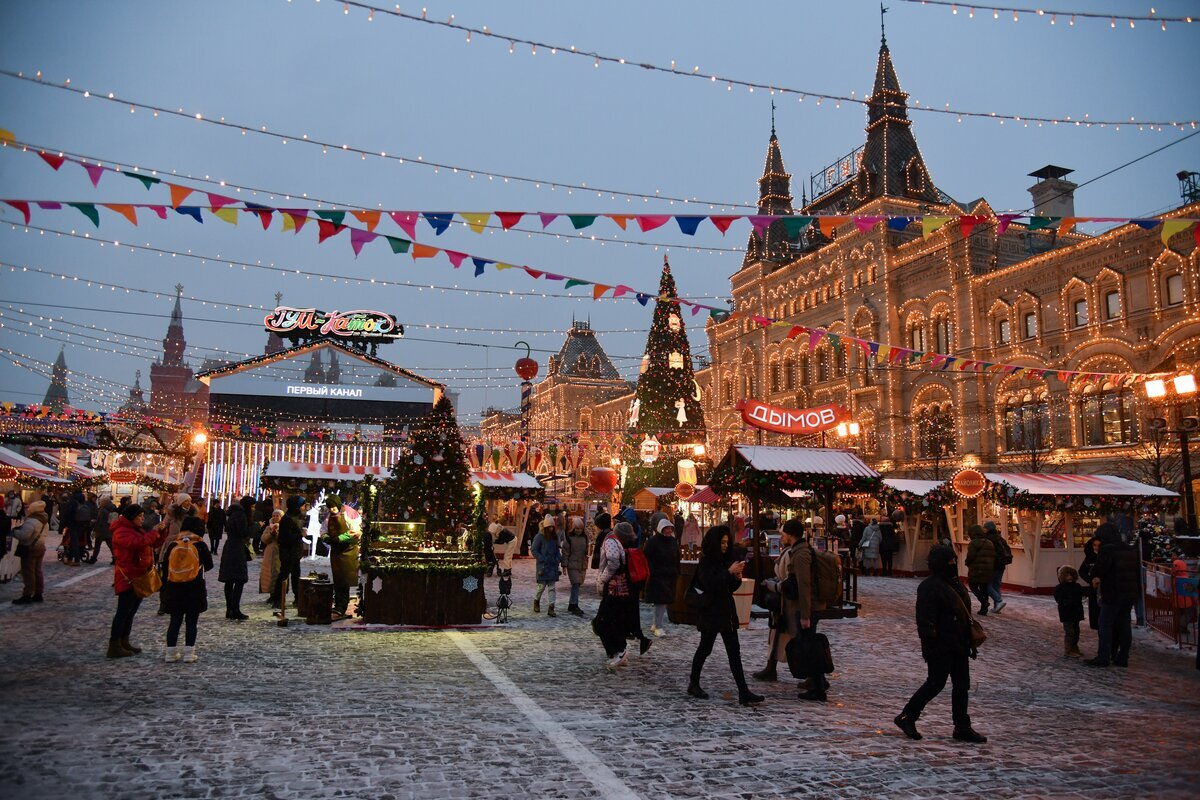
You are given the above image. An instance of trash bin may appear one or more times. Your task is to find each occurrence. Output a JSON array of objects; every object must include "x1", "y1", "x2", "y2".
[
  {"x1": 733, "y1": 577, "x2": 755, "y2": 630},
  {"x1": 303, "y1": 577, "x2": 333, "y2": 625}
]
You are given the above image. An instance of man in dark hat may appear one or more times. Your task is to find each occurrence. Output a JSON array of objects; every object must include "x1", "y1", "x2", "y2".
[
  {"x1": 274, "y1": 495, "x2": 307, "y2": 611},
  {"x1": 590, "y1": 509, "x2": 613, "y2": 569}
]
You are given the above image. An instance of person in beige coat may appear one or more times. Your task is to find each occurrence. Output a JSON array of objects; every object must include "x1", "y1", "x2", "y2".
[{"x1": 258, "y1": 509, "x2": 283, "y2": 602}]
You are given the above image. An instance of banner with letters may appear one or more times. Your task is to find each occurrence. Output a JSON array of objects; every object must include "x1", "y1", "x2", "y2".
[{"x1": 736, "y1": 399, "x2": 850, "y2": 436}]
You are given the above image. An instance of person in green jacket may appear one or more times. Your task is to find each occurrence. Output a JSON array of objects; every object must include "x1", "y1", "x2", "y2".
[{"x1": 321, "y1": 496, "x2": 359, "y2": 619}]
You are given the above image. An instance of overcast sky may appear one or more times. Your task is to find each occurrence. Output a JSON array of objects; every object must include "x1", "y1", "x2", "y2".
[{"x1": 1, "y1": 0, "x2": 1198, "y2": 424}]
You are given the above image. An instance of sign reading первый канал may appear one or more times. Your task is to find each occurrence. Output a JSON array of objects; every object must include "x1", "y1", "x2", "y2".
[{"x1": 264, "y1": 306, "x2": 404, "y2": 343}]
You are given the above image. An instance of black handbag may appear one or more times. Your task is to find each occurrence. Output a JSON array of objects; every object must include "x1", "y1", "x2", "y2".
[
  {"x1": 786, "y1": 628, "x2": 835, "y2": 677},
  {"x1": 761, "y1": 589, "x2": 781, "y2": 615}
]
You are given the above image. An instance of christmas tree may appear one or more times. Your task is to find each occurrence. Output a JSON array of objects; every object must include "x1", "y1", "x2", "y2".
[
  {"x1": 630, "y1": 256, "x2": 706, "y2": 445},
  {"x1": 383, "y1": 394, "x2": 473, "y2": 541}
]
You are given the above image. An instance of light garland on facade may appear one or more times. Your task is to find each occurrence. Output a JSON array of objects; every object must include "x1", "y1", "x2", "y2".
[{"x1": 315, "y1": 1, "x2": 1197, "y2": 130}]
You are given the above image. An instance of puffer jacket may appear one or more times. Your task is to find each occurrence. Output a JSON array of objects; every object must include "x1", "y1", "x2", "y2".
[
  {"x1": 965, "y1": 536, "x2": 997, "y2": 584},
  {"x1": 562, "y1": 531, "x2": 589, "y2": 585},
  {"x1": 531, "y1": 531, "x2": 561, "y2": 583},
  {"x1": 1095, "y1": 541, "x2": 1141, "y2": 605},
  {"x1": 111, "y1": 516, "x2": 165, "y2": 595},
  {"x1": 916, "y1": 545, "x2": 974, "y2": 661}
]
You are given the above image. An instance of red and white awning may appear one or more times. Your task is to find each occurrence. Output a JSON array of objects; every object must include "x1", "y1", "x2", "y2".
[
  {"x1": 984, "y1": 472, "x2": 1177, "y2": 498},
  {"x1": 261, "y1": 462, "x2": 392, "y2": 482},
  {"x1": 470, "y1": 471, "x2": 542, "y2": 490},
  {"x1": 732, "y1": 445, "x2": 880, "y2": 478},
  {"x1": 0, "y1": 445, "x2": 58, "y2": 477},
  {"x1": 687, "y1": 485, "x2": 721, "y2": 504},
  {"x1": 28, "y1": 448, "x2": 104, "y2": 478}
]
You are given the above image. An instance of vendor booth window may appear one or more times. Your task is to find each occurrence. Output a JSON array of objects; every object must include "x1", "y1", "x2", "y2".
[
  {"x1": 1078, "y1": 384, "x2": 1137, "y2": 446},
  {"x1": 1040, "y1": 512, "x2": 1066, "y2": 549},
  {"x1": 1073, "y1": 515, "x2": 1100, "y2": 549}
]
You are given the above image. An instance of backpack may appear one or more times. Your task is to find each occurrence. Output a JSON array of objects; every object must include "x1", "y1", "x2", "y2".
[
  {"x1": 625, "y1": 547, "x2": 650, "y2": 587},
  {"x1": 167, "y1": 534, "x2": 202, "y2": 583},
  {"x1": 810, "y1": 546, "x2": 843, "y2": 606},
  {"x1": 991, "y1": 533, "x2": 1013, "y2": 566}
]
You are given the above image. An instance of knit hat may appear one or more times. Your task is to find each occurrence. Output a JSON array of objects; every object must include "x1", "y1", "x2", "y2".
[
  {"x1": 25, "y1": 500, "x2": 46, "y2": 516},
  {"x1": 119, "y1": 504, "x2": 144, "y2": 521},
  {"x1": 541, "y1": 515, "x2": 556, "y2": 530},
  {"x1": 287, "y1": 495, "x2": 306, "y2": 514},
  {"x1": 174, "y1": 492, "x2": 191, "y2": 505}
]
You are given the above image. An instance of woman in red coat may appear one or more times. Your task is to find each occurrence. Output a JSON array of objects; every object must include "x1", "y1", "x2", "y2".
[{"x1": 108, "y1": 504, "x2": 165, "y2": 658}]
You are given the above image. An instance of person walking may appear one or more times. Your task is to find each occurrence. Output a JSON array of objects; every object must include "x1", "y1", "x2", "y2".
[
  {"x1": 964, "y1": 525, "x2": 997, "y2": 616},
  {"x1": 1086, "y1": 522, "x2": 1140, "y2": 668},
  {"x1": 643, "y1": 518, "x2": 680, "y2": 637},
  {"x1": 686, "y1": 526, "x2": 763, "y2": 706},
  {"x1": 752, "y1": 518, "x2": 804, "y2": 684},
  {"x1": 205, "y1": 500, "x2": 225, "y2": 556},
  {"x1": 593, "y1": 519, "x2": 633, "y2": 669},
  {"x1": 274, "y1": 496, "x2": 305, "y2": 612},
  {"x1": 108, "y1": 504, "x2": 165, "y2": 658},
  {"x1": 614, "y1": 522, "x2": 652, "y2": 656},
  {"x1": 859, "y1": 517, "x2": 882, "y2": 577},
  {"x1": 161, "y1": 516, "x2": 213, "y2": 663},
  {"x1": 1079, "y1": 534, "x2": 1104, "y2": 636},
  {"x1": 531, "y1": 516, "x2": 562, "y2": 616},
  {"x1": 10, "y1": 499, "x2": 49, "y2": 604},
  {"x1": 258, "y1": 509, "x2": 283, "y2": 605},
  {"x1": 590, "y1": 510, "x2": 613, "y2": 569},
  {"x1": 86, "y1": 495, "x2": 117, "y2": 564},
  {"x1": 65, "y1": 490, "x2": 95, "y2": 566},
  {"x1": 894, "y1": 544, "x2": 987, "y2": 743},
  {"x1": 982, "y1": 521, "x2": 1011, "y2": 613},
  {"x1": 219, "y1": 502, "x2": 250, "y2": 621},
  {"x1": 878, "y1": 515, "x2": 898, "y2": 577},
  {"x1": 562, "y1": 516, "x2": 589, "y2": 616}
]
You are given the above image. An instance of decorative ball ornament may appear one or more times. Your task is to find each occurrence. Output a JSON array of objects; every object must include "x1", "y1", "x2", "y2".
[
  {"x1": 588, "y1": 467, "x2": 619, "y2": 494},
  {"x1": 514, "y1": 340, "x2": 539, "y2": 381},
  {"x1": 675, "y1": 482, "x2": 695, "y2": 500},
  {"x1": 639, "y1": 434, "x2": 661, "y2": 464}
]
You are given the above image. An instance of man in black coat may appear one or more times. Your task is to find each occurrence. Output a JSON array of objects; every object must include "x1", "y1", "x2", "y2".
[
  {"x1": 895, "y1": 544, "x2": 986, "y2": 743},
  {"x1": 590, "y1": 510, "x2": 612, "y2": 569},
  {"x1": 273, "y1": 495, "x2": 306, "y2": 611},
  {"x1": 206, "y1": 502, "x2": 226, "y2": 556},
  {"x1": 1086, "y1": 522, "x2": 1140, "y2": 668}
]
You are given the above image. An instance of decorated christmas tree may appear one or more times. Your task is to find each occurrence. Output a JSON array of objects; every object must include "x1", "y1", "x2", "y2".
[
  {"x1": 383, "y1": 394, "x2": 473, "y2": 540},
  {"x1": 630, "y1": 256, "x2": 706, "y2": 445}
]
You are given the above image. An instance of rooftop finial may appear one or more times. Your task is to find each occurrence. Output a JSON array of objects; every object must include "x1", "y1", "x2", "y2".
[
  {"x1": 770, "y1": 98, "x2": 776, "y2": 137},
  {"x1": 274, "y1": 291, "x2": 283, "y2": 306},
  {"x1": 881, "y1": 2, "x2": 888, "y2": 45},
  {"x1": 175, "y1": 283, "x2": 184, "y2": 296}
]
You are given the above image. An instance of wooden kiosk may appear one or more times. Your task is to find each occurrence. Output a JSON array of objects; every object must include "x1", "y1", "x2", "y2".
[{"x1": 471, "y1": 470, "x2": 546, "y2": 569}]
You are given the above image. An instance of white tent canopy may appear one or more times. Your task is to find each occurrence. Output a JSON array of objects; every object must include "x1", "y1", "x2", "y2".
[
  {"x1": 730, "y1": 445, "x2": 880, "y2": 478},
  {"x1": 470, "y1": 471, "x2": 542, "y2": 490},
  {"x1": 984, "y1": 472, "x2": 1177, "y2": 498}
]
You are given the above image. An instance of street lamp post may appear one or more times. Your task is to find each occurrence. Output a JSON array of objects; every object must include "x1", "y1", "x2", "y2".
[{"x1": 1146, "y1": 374, "x2": 1198, "y2": 535}]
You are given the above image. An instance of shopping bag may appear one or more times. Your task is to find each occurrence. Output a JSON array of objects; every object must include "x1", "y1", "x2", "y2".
[{"x1": 0, "y1": 551, "x2": 20, "y2": 582}]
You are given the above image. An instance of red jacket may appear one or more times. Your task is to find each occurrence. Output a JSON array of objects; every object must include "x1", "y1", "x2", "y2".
[{"x1": 111, "y1": 516, "x2": 165, "y2": 595}]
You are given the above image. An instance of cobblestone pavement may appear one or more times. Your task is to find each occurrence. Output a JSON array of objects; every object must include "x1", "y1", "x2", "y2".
[{"x1": 1, "y1": 551, "x2": 1197, "y2": 799}]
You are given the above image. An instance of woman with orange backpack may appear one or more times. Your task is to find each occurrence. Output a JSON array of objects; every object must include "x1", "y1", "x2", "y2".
[{"x1": 160, "y1": 516, "x2": 214, "y2": 663}]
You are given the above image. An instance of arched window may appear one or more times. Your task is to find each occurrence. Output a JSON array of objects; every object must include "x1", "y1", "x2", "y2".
[
  {"x1": 1003, "y1": 392, "x2": 1050, "y2": 451},
  {"x1": 1166, "y1": 273, "x2": 1185, "y2": 306},
  {"x1": 916, "y1": 404, "x2": 956, "y2": 458},
  {"x1": 1078, "y1": 382, "x2": 1137, "y2": 446},
  {"x1": 784, "y1": 356, "x2": 795, "y2": 391},
  {"x1": 817, "y1": 349, "x2": 830, "y2": 382},
  {"x1": 832, "y1": 347, "x2": 845, "y2": 378},
  {"x1": 797, "y1": 354, "x2": 809, "y2": 387},
  {"x1": 769, "y1": 361, "x2": 781, "y2": 393},
  {"x1": 908, "y1": 320, "x2": 926, "y2": 352},
  {"x1": 933, "y1": 314, "x2": 952, "y2": 353}
]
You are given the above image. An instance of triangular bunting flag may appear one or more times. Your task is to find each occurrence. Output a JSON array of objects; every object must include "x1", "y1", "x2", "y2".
[
  {"x1": 123, "y1": 171, "x2": 160, "y2": 190},
  {"x1": 459, "y1": 212, "x2": 490, "y2": 233},
  {"x1": 524, "y1": 267, "x2": 544, "y2": 279},
  {"x1": 168, "y1": 184, "x2": 193, "y2": 208},
  {"x1": 1130, "y1": 219, "x2": 1160, "y2": 230},
  {"x1": 854, "y1": 216, "x2": 884, "y2": 232},
  {"x1": 68, "y1": 202, "x2": 99, "y2": 227},
  {"x1": 751, "y1": 315, "x2": 772, "y2": 328},
  {"x1": 494, "y1": 263, "x2": 516, "y2": 271},
  {"x1": 280, "y1": 209, "x2": 309, "y2": 233},
  {"x1": 568, "y1": 214, "x2": 597, "y2": 230},
  {"x1": 211, "y1": 207, "x2": 238, "y2": 226},
  {"x1": 922, "y1": 216, "x2": 952, "y2": 238},
  {"x1": 781, "y1": 216, "x2": 814, "y2": 237},
  {"x1": 3, "y1": 200, "x2": 31, "y2": 225},
  {"x1": 316, "y1": 219, "x2": 345, "y2": 242},
  {"x1": 82, "y1": 163, "x2": 105, "y2": 187},
  {"x1": 538, "y1": 213, "x2": 559, "y2": 229},
  {"x1": 709, "y1": 216, "x2": 739, "y2": 235},
  {"x1": 38, "y1": 152, "x2": 65, "y2": 171},
  {"x1": 350, "y1": 210, "x2": 381, "y2": 231},
  {"x1": 636, "y1": 293, "x2": 651, "y2": 306},
  {"x1": 607, "y1": 214, "x2": 632, "y2": 230},
  {"x1": 1058, "y1": 217, "x2": 1082, "y2": 237},
  {"x1": 473, "y1": 259, "x2": 488, "y2": 277},
  {"x1": 207, "y1": 193, "x2": 237, "y2": 211},
  {"x1": 103, "y1": 204, "x2": 138, "y2": 226},
  {"x1": 786, "y1": 326, "x2": 806, "y2": 340},
  {"x1": 1026, "y1": 216, "x2": 1058, "y2": 231},
  {"x1": 1161, "y1": 219, "x2": 1193, "y2": 246},
  {"x1": 565, "y1": 278, "x2": 589, "y2": 289},
  {"x1": 389, "y1": 212, "x2": 419, "y2": 238},
  {"x1": 709, "y1": 309, "x2": 730, "y2": 322},
  {"x1": 411, "y1": 243, "x2": 439, "y2": 259},
  {"x1": 808, "y1": 329, "x2": 825, "y2": 352},
  {"x1": 244, "y1": 202, "x2": 272, "y2": 230},
  {"x1": 444, "y1": 250, "x2": 468, "y2": 268},
  {"x1": 959, "y1": 215, "x2": 988, "y2": 238},
  {"x1": 350, "y1": 227, "x2": 378, "y2": 256},
  {"x1": 175, "y1": 206, "x2": 203, "y2": 224},
  {"x1": 995, "y1": 214, "x2": 1019, "y2": 235},
  {"x1": 636, "y1": 215, "x2": 671, "y2": 232},
  {"x1": 818, "y1": 216, "x2": 849, "y2": 238},
  {"x1": 423, "y1": 212, "x2": 453, "y2": 235},
  {"x1": 748, "y1": 216, "x2": 777, "y2": 237},
  {"x1": 495, "y1": 212, "x2": 524, "y2": 230},
  {"x1": 385, "y1": 235, "x2": 411, "y2": 254},
  {"x1": 35, "y1": 202, "x2": 61, "y2": 210},
  {"x1": 542, "y1": 273, "x2": 565, "y2": 281},
  {"x1": 592, "y1": 284, "x2": 611, "y2": 300},
  {"x1": 315, "y1": 210, "x2": 346, "y2": 227},
  {"x1": 887, "y1": 216, "x2": 914, "y2": 231},
  {"x1": 613, "y1": 285, "x2": 631, "y2": 298},
  {"x1": 147, "y1": 205, "x2": 167, "y2": 220},
  {"x1": 675, "y1": 216, "x2": 704, "y2": 236}
]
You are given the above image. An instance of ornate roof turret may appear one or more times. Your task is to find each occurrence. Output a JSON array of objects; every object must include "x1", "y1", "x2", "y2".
[
  {"x1": 265, "y1": 291, "x2": 286, "y2": 355},
  {"x1": 548, "y1": 321, "x2": 622, "y2": 381},
  {"x1": 43, "y1": 347, "x2": 70, "y2": 411},
  {"x1": 162, "y1": 284, "x2": 187, "y2": 367},
  {"x1": 743, "y1": 116, "x2": 800, "y2": 268}
]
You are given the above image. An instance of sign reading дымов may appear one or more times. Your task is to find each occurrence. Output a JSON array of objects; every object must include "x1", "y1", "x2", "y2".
[{"x1": 736, "y1": 399, "x2": 850, "y2": 435}]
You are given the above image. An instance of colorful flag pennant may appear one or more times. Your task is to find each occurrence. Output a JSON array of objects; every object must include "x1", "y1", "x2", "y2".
[
  {"x1": 422, "y1": 212, "x2": 453, "y2": 235},
  {"x1": 411, "y1": 243, "x2": 439, "y2": 259},
  {"x1": 148, "y1": 205, "x2": 167, "y2": 220},
  {"x1": 819, "y1": 216, "x2": 848, "y2": 238},
  {"x1": 460, "y1": 212, "x2": 490, "y2": 233},
  {"x1": 524, "y1": 267, "x2": 544, "y2": 279},
  {"x1": 104, "y1": 204, "x2": 138, "y2": 226},
  {"x1": 386, "y1": 235, "x2": 411, "y2": 254},
  {"x1": 280, "y1": 209, "x2": 309, "y2": 233},
  {"x1": 122, "y1": 171, "x2": 160, "y2": 190},
  {"x1": 316, "y1": 219, "x2": 345, "y2": 242},
  {"x1": 1131, "y1": 219, "x2": 1160, "y2": 230},
  {"x1": 709, "y1": 216, "x2": 739, "y2": 235},
  {"x1": 473, "y1": 259, "x2": 488, "y2": 277},
  {"x1": 38, "y1": 152, "x2": 65, "y2": 171},
  {"x1": 592, "y1": 284, "x2": 611, "y2": 300},
  {"x1": 211, "y1": 207, "x2": 238, "y2": 226},
  {"x1": 1026, "y1": 216, "x2": 1058, "y2": 231},
  {"x1": 607, "y1": 214, "x2": 632, "y2": 230},
  {"x1": 854, "y1": 216, "x2": 884, "y2": 233},
  {"x1": 786, "y1": 326, "x2": 806, "y2": 340},
  {"x1": 35, "y1": 201, "x2": 62, "y2": 210},
  {"x1": 349, "y1": 227, "x2": 378, "y2": 256},
  {"x1": 3, "y1": 200, "x2": 31, "y2": 225},
  {"x1": 244, "y1": 202, "x2": 273, "y2": 230},
  {"x1": 350, "y1": 210, "x2": 381, "y2": 231},
  {"x1": 636, "y1": 293, "x2": 651, "y2": 306},
  {"x1": 444, "y1": 250, "x2": 468, "y2": 268},
  {"x1": 207, "y1": 193, "x2": 237, "y2": 211},
  {"x1": 887, "y1": 216, "x2": 915, "y2": 231},
  {"x1": 995, "y1": 214, "x2": 1019, "y2": 235},
  {"x1": 922, "y1": 216, "x2": 952, "y2": 238},
  {"x1": 636, "y1": 215, "x2": 671, "y2": 232},
  {"x1": 959, "y1": 215, "x2": 988, "y2": 238},
  {"x1": 68, "y1": 202, "x2": 99, "y2": 227},
  {"x1": 709, "y1": 309, "x2": 730, "y2": 322},
  {"x1": 564, "y1": 279, "x2": 589, "y2": 289},
  {"x1": 613, "y1": 285, "x2": 631, "y2": 298},
  {"x1": 808, "y1": 329, "x2": 825, "y2": 352},
  {"x1": 675, "y1": 216, "x2": 704, "y2": 236},
  {"x1": 1161, "y1": 218, "x2": 1193, "y2": 245},
  {"x1": 82, "y1": 163, "x2": 105, "y2": 188},
  {"x1": 538, "y1": 213, "x2": 559, "y2": 229},
  {"x1": 748, "y1": 215, "x2": 777, "y2": 237},
  {"x1": 168, "y1": 184, "x2": 193, "y2": 208},
  {"x1": 781, "y1": 216, "x2": 814, "y2": 237},
  {"x1": 495, "y1": 212, "x2": 524, "y2": 230},
  {"x1": 389, "y1": 211, "x2": 419, "y2": 238},
  {"x1": 568, "y1": 214, "x2": 597, "y2": 230},
  {"x1": 175, "y1": 206, "x2": 203, "y2": 224}
]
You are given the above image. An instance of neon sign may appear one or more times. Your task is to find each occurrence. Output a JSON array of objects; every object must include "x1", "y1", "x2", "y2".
[
  {"x1": 736, "y1": 399, "x2": 849, "y2": 435},
  {"x1": 263, "y1": 306, "x2": 403, "y2": 343}
]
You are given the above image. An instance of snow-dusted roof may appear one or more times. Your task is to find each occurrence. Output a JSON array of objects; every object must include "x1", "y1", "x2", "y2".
[
  {"x1": 984, "y1": 473, "x2": 1177, "y2": 498},
  {"x1": 731, "y1": 446, "x2": 879, "y2": 478},
  {"x1": 469, "y1": 471, "x2": 542, "y2": 490},
  {"x1": 0, "y1": 445, "x2": 58, "y2": 476},
  {"x1": 882, "y1": 478, "x2": 945, "y2": 497}
]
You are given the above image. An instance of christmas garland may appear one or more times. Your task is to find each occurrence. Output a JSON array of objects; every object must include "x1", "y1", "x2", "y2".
[
  {"x1": 877, "y1": 477, "x2": 1179, "y2": 516},
  {"x1": 709, "y1": 462, "x2": 880, "y2": 501},
  {"x1": 364, "y1": 555, "x2": 484, "y2": 577},
  {"x1": 9, "y1": 471, "x2": 180, "y2": 494}
]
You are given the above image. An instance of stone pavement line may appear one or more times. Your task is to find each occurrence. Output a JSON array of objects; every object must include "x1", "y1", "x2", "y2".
[
  {"x1": 0, "y1": 564, "x2": 108, "y2": 614},
  {"x1": 446, "y1": 630, "x2": 640, "y2": 800}
]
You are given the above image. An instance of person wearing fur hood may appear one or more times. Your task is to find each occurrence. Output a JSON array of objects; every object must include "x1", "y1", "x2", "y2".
[{"x1": 10, "y1": 500, "x2": 50, "y2": 604}]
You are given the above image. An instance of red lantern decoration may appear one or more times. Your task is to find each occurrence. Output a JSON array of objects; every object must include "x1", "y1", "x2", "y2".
[
  {"x1": 514, "y1": 340, "x2": 539, "y2": 381},
  {"x1": 589, "y1": 467, "x2": 619, "y2": 494}
]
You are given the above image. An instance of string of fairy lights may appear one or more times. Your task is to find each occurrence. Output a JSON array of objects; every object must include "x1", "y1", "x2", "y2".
[
  {"x1": 0, "y1": 139, "x2": 748, "y2": 256},
  {"x1": 896, "y1": 1, "x2": 1194, "y2": 30},
  {"x1": 314, "y1": 0, "x2": 1198, "y2": 130}
]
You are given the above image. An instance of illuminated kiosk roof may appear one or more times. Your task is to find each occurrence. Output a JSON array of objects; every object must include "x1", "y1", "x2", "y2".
[
  {"x1": 196, "y1": 339, "x2": 440, "y2": 389},
  {"x1": 470, "y1": 471, "x2": 542, "y2": 490},
  {"x1": 262, "y1": 461, "x2": 392, "y2": 482}
]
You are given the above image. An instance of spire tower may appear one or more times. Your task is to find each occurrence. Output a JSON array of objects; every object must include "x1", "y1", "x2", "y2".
[
  {"x1": 43, "y1": 347, "x2": 70, "y2": 411},
  {"x1": 743, "y1": 115, "x2": 798, "y2": 268}
]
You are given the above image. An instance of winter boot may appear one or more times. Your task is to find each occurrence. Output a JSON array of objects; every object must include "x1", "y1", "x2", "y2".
[
  {"x1": 11, "y1": 595, "x2": 33, "y2": 605},
  {"x1": 686, "y1": 681, "x2": 709, "y2": 699},
  {"x1": 894, "y1": 714, "x2": 922, "y2": 740},
  {"x1": 751, "y1": 661, "x2": 778, "y2": 682},
  {"x1": 1068, "y1": 646, "x2": 1083, "y2": 658},
  {"x1": 120, "y1": 637, "x2": 142, "y2": 655},
  {"x1": 181, "y1": 646, "x2": 198, "y2": 663},
  {"x1": 32, "y1": 594, "x2": 43, "y2": 603},
  {"x1": 106, "y1": 639, "x2": 133, "y2": 659},
  {"x1": 738, "y1": 688, "x2": 765, "y2": 706},
  {"x1": 533, "y1": 599, "x2": 541, "y2": 613},
  {"x1": 164, "y1": 646, "x2": 181, "y2": 663},
  {"x1": 952, "y1": 727, "x2": 988, "y2": 744},
  {"x1": 568, "y1": 604, "x2": 584, "y2": 617},
  {"x1": 547, "y1": 604, "x2": 556, "y2": 618}
]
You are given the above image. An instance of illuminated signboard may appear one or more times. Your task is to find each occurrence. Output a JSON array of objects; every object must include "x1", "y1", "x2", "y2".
[
  {"x1": 264, "y1": 306, "x2": 403, "y2": 343},
  {"x1": 737, "y1": 399, "x2": 849, "y2": 436}
]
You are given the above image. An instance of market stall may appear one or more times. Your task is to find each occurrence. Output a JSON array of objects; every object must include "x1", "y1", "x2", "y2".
[
  {"x1": 880, "y1": 478, "x2": 946, "y2": 575},
  {"x1": 471, "y1": 470, "x2": 546, "y2": 570}
]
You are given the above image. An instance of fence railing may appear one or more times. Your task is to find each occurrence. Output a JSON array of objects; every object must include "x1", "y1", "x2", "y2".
[{"x1": 1144, "y1": 561, "x2": 1198, "y2": 649}]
